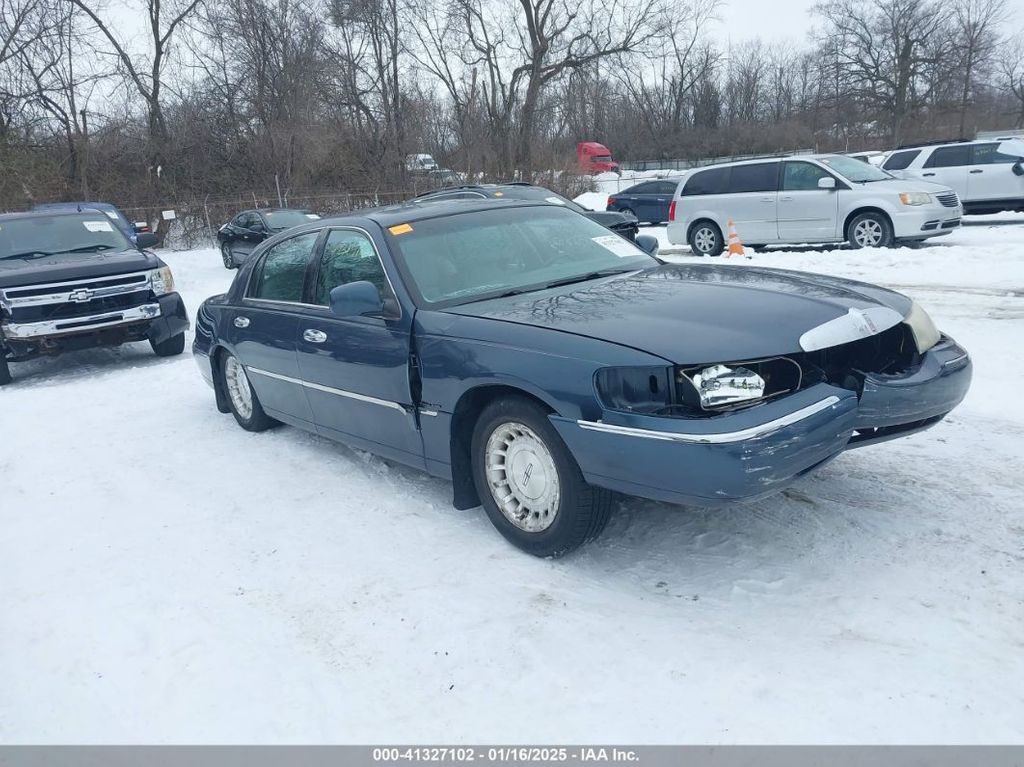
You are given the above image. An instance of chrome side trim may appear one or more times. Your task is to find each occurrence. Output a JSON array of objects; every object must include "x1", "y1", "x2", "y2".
[
  {"x1": 576, "y1": 396, "x2": 842, "y2": 444},
  {"x1": 941, "y1": 352, "x2": 969, "y2": 370},
  {"x1": 246, "y1": 366, "x2": 408, "y2": 414},
  {"x1": 1, "y1": 303, "x2": 161, "y2": 339}
]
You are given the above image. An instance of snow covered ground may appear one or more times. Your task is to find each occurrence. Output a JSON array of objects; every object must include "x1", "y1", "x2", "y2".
[{"x1": 2, "y1": 220, "x2": 1023, "y2": 743}]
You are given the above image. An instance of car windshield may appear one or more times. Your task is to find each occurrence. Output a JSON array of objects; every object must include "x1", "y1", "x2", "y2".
[
  {"x1": 0, "y1": 214, "x2": 132, "y2": 260},
  {"x1": 495, "y1": 187, "x2": 587, "y2": 214},
  {"x1": 264, "y1": 210, "x2": 318, "y2": 229},
  {"x1": 819, "y1": 155, "x2": 893, "y2": 183},
  {"x1": 387, "y1": 206, "x2": 656, "y2": 308}
]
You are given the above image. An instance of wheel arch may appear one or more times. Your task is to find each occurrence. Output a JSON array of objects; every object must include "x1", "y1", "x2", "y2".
[
  {"x1": 844, "y1": 206, "x2": 893, "y2": 241},
  {"x1": 448, "y1": 383, "x2": 558, "y2": 510}
]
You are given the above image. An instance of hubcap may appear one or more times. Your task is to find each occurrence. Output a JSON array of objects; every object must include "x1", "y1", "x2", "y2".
[
  {"x1": 485, "y1": 422, "x2": 560, "y2": 533},
  {"x1": 694, "y1": 227, "x2": 716, "y2": 254},
  {"x1": 853, "y1": 219, "x2": 883, "y2": 247},
  {"x1": 222, "y1": 244, "x2": 232, "y2": 267},
  {"x1": 224, "y1": 356, "x2": 253, "y2": 419}
]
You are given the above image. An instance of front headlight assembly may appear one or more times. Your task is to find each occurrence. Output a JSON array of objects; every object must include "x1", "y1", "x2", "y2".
[
  {"x1": 677, "y1": 357, "x2": 803, "y2": 412},
  {"x1": 148, "y1": 266, "x2": 175, "y2": 296},
  {"x1": 899, "y1": 192, "x2": 932, "y2": 206},
  {"x1": 904, "y1": 301, "x2": 940, "y2": 354}
]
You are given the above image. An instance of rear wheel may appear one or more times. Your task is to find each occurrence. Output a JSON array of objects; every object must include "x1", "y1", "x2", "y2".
[
  {"x1": 221, "y1": 242, "x2": 236, "y2": 269},
  {"x1": 220, "y1": 352, "x2": 277, "y2": 431},
  {"x1": 847, "y1": 212, "x2": 894, "y2": 248},
  {"x1": 471, "y1": 396, "x2": 612, "y2": 557},
  {"x1": 620, "y1": 206, "x2": 636, "y2": 219},
  {"x1": 0, "y1": 356, "x2": 11, "y2": 386},
  {"x1": 150, "y1": 332, "x2": 185, "y2": 357},
  {"x1": 689, "y1": 220, "x2": 724, "y2": 256}
]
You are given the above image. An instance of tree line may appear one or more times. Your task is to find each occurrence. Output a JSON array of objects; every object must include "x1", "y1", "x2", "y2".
[{"x1": 0, "y1": 0, "x2": 1021, "y2": 219}]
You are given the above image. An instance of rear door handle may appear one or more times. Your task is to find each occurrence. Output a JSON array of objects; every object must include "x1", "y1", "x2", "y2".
[
  {"x1": 922, "y1": 172, "x2": 936, "y2": 177},
  {"x1": 234, "y1": 316, "x2": 250, "y2": 328},
  {"x1": 303, "y1": 329, "x2": 328, "y2": 344},
  {"x1": 761, "y1": 197, "x2": 775, "y2": 202},
  {"x1": 780, "y1": 196, "x2": 793, "y2": 202},
  {"x1": 969, "y1": 169, "x2": 983, "y2": 174}
]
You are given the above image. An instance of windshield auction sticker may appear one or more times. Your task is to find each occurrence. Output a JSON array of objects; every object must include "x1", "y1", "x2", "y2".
[
  {"x1": 83, "y1": 220, "x2": 114, "y2": 232},
  {"x1": 592, "y1": 234, "x2": 641, "y2": 258}
]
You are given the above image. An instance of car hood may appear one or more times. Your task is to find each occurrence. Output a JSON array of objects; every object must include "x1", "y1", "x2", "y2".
[
  {"x1": 873, "y1": 175, "x2": 955, "y2": 194},
  {"x1": 0, "y1": 248, "x2": 161, "y2": 289},
  {"x1": 443, "y1": 263, "x2": 914, "y2": 363}
]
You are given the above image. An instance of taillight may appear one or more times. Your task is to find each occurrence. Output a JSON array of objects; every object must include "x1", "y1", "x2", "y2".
[
  {"x1": 607, "y1": 196, "x2": 616, "y2": 208},
  {"x1": 669, "y1": 200, "x2": 676, "y2": 221}
]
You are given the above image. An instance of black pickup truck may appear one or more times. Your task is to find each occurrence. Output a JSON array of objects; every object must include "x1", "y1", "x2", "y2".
[{"x1": 0, "y1": 209, "x2": 189, "y2": 385}]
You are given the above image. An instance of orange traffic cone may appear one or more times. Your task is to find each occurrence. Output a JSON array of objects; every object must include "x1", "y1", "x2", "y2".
[{"x1": 726, "y1": 219, "x2": 746, "y2": 258}]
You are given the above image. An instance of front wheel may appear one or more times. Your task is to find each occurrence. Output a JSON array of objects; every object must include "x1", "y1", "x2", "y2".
[
  {"x1": 689, "y1": 221, "x2": 724, "y2": 256},
  {"x1": 150, "y1": 332, "x2": 185, "y2": 357},
  {"x1": 471, "y1": 396, "x2": 612, "y2": 557},
  {"x1": 847, "y1": 212, "x2": 894, "y2": 249},
  {"x1": 221, "y1": 242, "x2": 236, "y2": 269},
  {"x1": 219, "y1": 352, "x2": 277, "y2": 431}
]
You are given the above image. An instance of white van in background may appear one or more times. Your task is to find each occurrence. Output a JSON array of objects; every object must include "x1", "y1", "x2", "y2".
[
  {"x1": 881, "y1": 139, "x2": 1024, "y2": 214},
  {"x1": 666, "y1": 154, "x2": 963, "y2": 256}
]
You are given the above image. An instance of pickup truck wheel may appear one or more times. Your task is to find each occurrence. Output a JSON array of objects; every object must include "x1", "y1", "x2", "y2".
[
  {"x1": 0, "y1": 357, "x2": 11, "y2": 386},
  {"x1": 847, "y1": 212, "x2": 894, "y2": 248},
  {"x1": 150, "y1": 332, "x2": 186, "y2": 357},
  {"x1": 221, "y1": 243, "x2": 236, "y2": 269},
  {"x1": 220, "y1": 353, "x2": 277, "y2": 431},
  {"x1": 689, "y1": 221, "x2": 724, "y2": 256},
  {"x1": 471, "y1": 396, "x2": 612, "y2": 557}
]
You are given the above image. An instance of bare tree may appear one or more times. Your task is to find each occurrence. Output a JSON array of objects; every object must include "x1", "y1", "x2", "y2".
[
  {"x1": 950, "y1": 0, "x2": 1007, "y2": 135},
  {"x1": 997, "y1": 33, "x2": 1024, "y2": 128}
]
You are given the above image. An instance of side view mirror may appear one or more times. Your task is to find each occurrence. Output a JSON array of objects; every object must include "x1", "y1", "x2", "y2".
[
  {"x1": 330, "y1": 280, "x2": 386, "y2": 318},
  {"x1": 1012, "y1": 160, "x2": 1023, "y2": 177},
  {"x1": 818, "y1": 177, "x2": 837, "y2": 190},
  {"x1": 634, "y1": 234, "x2": 660, "y2": 257},
  {"x1": 135, "y1": 232, "x2": 159, "y2": 249}
]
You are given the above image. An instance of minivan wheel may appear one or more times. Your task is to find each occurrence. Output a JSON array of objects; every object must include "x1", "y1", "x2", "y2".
[
  {"x1": 471, "y1": 396, "x2": 612, "y2": 557},
  {"x1": 689, "y1": 221, "x2": 724, "y2": 256},
  {"x1": 221, "y1": 243, "x2": 236, "y2": 269},
  {"x1": 847, "y1": 212, "x2": 894, "y2": 249},
  {"x1": 220, "y1": 353, "x2": 277, "y2": 432}
]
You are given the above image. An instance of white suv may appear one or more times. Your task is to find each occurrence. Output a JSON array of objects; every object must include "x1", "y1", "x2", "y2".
[
  {"x1": 666, "y1": 154, "x2": 963, "y2": 256},
  {"x1": 881, "y1": 139, "x2": 1024, "y2": 214}
]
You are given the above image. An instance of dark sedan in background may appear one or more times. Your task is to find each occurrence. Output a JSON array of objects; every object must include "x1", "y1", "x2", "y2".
[
  {"x1": 415, "y1": 183, "x2": 641, "y2": 242},
  {"x1": 217, "y1": 208, "x2": 320, "y2": 268},
  {"x1": 193, "y1": 198, "x2": 970, "y2": 557},
  {"x1": 607, "y1": 177, "x2": 685, "y2": 223}
]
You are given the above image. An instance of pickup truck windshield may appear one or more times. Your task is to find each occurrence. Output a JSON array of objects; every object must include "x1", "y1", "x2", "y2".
[
  {"x1": 388, "y1": 206, "x2": 656, "y2": 308},
  {"x1": 0, "y1": 214, "x2": 132, "y2": 259},
  {"x1": 819, "y1": 155, "x2": 893, "y2": 183}
]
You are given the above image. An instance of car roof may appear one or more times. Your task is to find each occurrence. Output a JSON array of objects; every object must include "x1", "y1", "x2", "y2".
[
  {"x1": 415, "y1": 182, "x2": 539, "y2": 198},
  {"x1": 0, "y1": 209, "x2": 108, "y2": 222},
  {"x1": 311, "y1": 198, "x2": 554, "y2": 229}
]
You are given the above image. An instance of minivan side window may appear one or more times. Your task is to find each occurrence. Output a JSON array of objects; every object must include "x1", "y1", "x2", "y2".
[
  {"x1": 972, "y1": 143, "x2": 1019, "y2": 164},
  {"x1": 727, "y1": 162, "x2": 779, "y2": 193},
  {"x1": 882, "y1": 150, "x2": 921, "y2": 171},
  {"x1": 313, "y1": 229, "x2": 391, "y2": 305},
  {"x1": 924, "y1": 145, "x2": 971, "y2": 168},
  {"x1": 249, "y1": 231, "x2": 320, "y2": 302},
  {"x1": 682, "y1": 167, "x2": 729, "y2": 196},
  {"x1": 782, "y1": 162, "x2": 832, "y2": 191}
]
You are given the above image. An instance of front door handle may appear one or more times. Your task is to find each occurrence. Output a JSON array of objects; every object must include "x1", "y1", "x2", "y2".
[
  {"x1": 761, "y1": 197, "x2": 775, "y2": 202},
  {"x1": 234, "y1": 316, "x2": 250, "y2": 328},
  {"x1": 303, "y1": 329, "x2": 328, "y2": 344},
  {"x1": 922, "y1": 172, "x2": 936, "y2": 177},
  {"x1": 969, "y1": 169, "x2": 983, "y2": 174},
  {"x1": 780, "y1": 196, "x2": 793, "y2": 202}
]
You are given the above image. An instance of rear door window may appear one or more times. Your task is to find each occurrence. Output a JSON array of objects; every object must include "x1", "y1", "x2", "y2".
[
  {"x1": 924, "y1": 145, "x2": 971, "y2": 168},
  {"x1": 727, "y1": 162, "x2": 779, "y2": 193},
  {"x1": 626, "y1": 182, "x2": 658, "y2": 194},
  {"x1": 882, "y1": 150, "x2": 921, "y2": 171},
  {"x1": 249, "y1": 231, "x2": 320, "y2": 302},
  {"x1": 682, "y1": 167, "x2": 729, "y2": 196}
]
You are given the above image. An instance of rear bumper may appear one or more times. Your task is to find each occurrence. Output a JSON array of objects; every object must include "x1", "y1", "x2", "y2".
[{"x1": 552, "y1": 337, "x2": 971, "y2": 507}]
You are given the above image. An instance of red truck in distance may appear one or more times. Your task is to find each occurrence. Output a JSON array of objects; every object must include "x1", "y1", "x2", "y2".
[{"x1": 577, "y1": 142, "x2": 620, "y2": 175}]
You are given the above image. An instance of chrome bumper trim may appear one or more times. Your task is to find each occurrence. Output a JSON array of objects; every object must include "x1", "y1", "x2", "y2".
[
  {"x1": 576, "y1": 396, "x2": 842, "y2": 444},
  {"x1": 246, "y1": 365, "x2": 408, "y2": 414},
  {"x1": 1, "y1": 303, "x2": 162, "y2": 339}
]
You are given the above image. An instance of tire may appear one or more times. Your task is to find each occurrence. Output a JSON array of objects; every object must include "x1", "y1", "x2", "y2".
[
  {"x1": 150, "y1": 332, "x2": 186, "y2": 357},
  {"x1": 221, "y1": 242, "x2": 236, "y2": 269},
  {"x1": 620, "y1": 207, "x2": 636, "y2": 219},
  {"x1": 688, "y1": 220, "x2": 724, "y2": 256},
  {"x1": 219, "y1": 352, "x2": 277, "y2": 432},
  {"x1": 470, "y1": 395, "x2": 612, "y2": 557},
  {"x1": 0, "y1": 356, "x2": 11, "y2": 386},
  {"x1": 847, "y1": 212, "x2": 894, "y2": 249}
]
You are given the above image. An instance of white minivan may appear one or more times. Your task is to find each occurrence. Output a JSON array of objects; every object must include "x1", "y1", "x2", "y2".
[
  {"x1": 666, "y1": 154, "x2": 963, "y2": 256},
  {"x1": 881, "y1": 139, "x2": 1024, "y2": 214}
]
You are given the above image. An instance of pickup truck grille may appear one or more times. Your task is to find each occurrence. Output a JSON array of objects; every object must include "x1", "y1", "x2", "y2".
[
  {"x1": 1, "y1": 272, "x2": 152, "y2": 324},
  {"x1": 935, "y1": 192, "x2": 960, "y2": 208}
]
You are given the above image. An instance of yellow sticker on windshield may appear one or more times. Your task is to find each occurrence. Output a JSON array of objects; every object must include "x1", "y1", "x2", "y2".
[{"x1": 389, "y1": 223, "x2": 413, "y2": 235}]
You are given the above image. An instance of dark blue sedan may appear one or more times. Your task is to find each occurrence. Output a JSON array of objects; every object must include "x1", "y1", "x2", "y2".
[
  {"x1": 606, "y1": 177, "x2": 685, "y2": 223},
  {"x1": 193, "y1": 199, "x2": 971, "y2": 556}
]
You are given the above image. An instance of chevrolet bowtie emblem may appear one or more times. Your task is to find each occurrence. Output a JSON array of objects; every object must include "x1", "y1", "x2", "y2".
[{"x1": 68, "y1": 288, "x2": 93, "y2": 303}]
